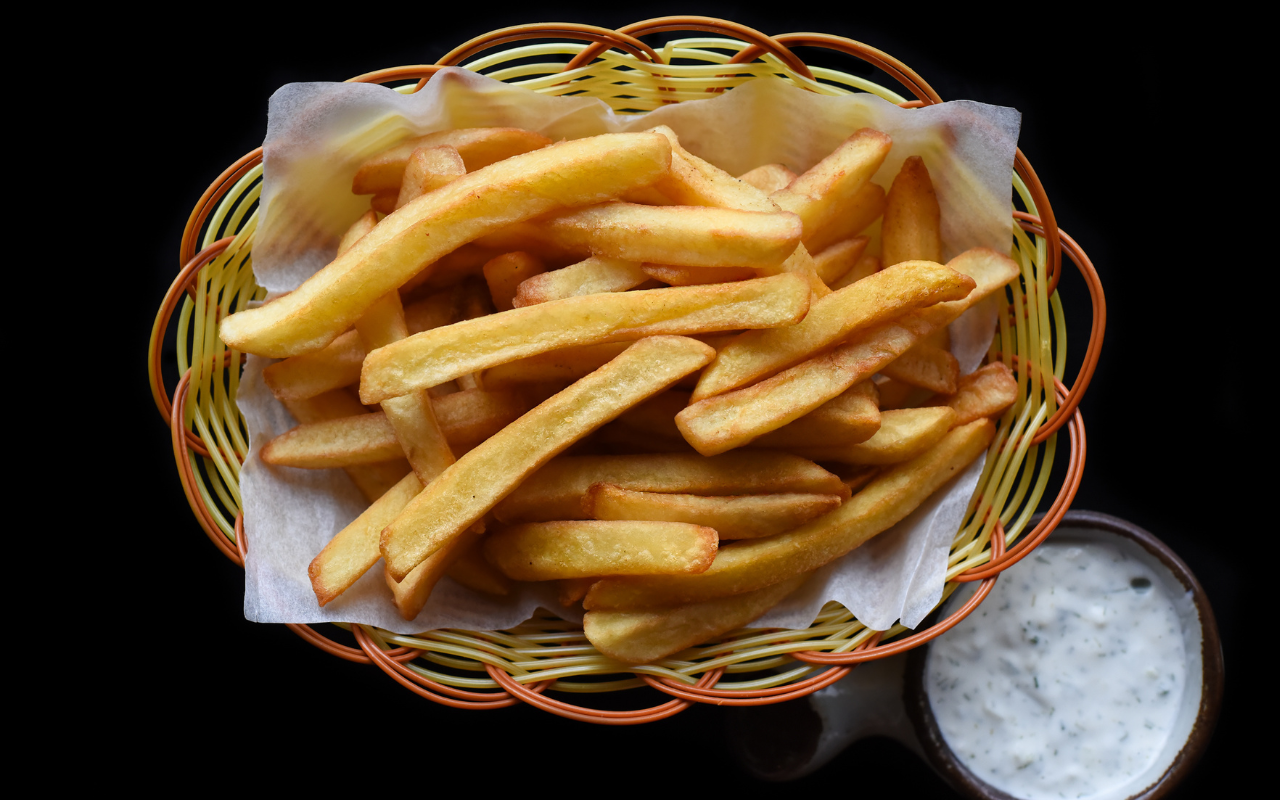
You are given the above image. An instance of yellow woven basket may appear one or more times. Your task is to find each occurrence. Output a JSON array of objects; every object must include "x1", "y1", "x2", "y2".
[{"x1": 148, "y1": 17, "x2": 1103, "y2": 723}]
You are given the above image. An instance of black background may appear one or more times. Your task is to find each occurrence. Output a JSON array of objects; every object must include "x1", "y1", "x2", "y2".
[{"x1": 110, "y1": 4, "x2": 1254, "y2": 794}]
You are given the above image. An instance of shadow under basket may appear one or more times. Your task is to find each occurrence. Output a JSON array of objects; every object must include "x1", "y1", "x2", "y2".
[{"x1": 147, "y1": 16, "x2": 1106, "y2": 724}]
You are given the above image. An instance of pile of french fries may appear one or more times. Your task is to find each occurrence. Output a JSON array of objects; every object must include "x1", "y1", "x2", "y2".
[{"x1": 222, "y1": 123, "x2": 1022, "y2": 665}]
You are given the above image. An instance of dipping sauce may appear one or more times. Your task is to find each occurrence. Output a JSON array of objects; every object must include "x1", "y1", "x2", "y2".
[{"x1": 926, "y1": 540, "x2": 1188, "y2": 800}]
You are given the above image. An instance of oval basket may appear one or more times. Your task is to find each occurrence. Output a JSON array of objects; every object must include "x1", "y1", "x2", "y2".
[{"x1": 148, "y1": 16, "x2": 1106, "y2": 724}]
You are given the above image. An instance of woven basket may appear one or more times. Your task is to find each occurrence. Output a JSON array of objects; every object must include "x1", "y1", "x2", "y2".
[{"x1": 147, "y1": 16, "x2": 1105, "y2": 724}]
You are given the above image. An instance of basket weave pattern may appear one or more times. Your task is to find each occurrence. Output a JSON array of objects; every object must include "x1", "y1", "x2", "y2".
[{"x1": 148, "y1": 17, "x2": 1104, "y2": 723}]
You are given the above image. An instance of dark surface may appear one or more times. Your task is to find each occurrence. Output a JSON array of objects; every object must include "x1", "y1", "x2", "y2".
[{"x1": 106, "y1": 6, "x2": 1254, "y2": 794}]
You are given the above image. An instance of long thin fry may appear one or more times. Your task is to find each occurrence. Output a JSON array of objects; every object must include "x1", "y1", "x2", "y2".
[
  {"x1": 484, "y1": 520, "x2": 718, "y2": 580},
  {"x1": 495, "y1": 451, "x2": 848, "y2": 524},
  {"x1": 584, "y1": 420, "x2": 994, "y2": 610},
  {"x1": 220, "y1": 133, "x2": 673, "y2": 357},
  {"x1": 360, "y1": 273, "x2": 810, "y2": 404},
  {"x1": 380, "y1": 336, "x2": 716, "y2": 580},
  {"x1": 585, "y1": 485, "x2": 843, "y2": 540}
]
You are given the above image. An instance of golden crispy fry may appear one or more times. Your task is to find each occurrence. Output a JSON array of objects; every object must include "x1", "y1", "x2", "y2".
[
  {"x1": 752, "y1": 381, "x2": 881, "y2": 449},
  {"x1": 338, "y1": 211, "x2": 379, "y2": 255},
  {"x1": 262, "y1": 330, "x2": 365, "y2": 402},
  {"x1": 541, "y1": 202, "x2": 802, "y2": 270},
  {"x1": 395, "y1": 145, "x2": 466, "y2": 209},
  {"x1": 645, "y1": 126, "x2": 778, "y2": 214},
  {"x1": 585, "y1": 420, "x2": 994, "y2": 610},
  {"x1": 737, "y1": 163, "x2": 797, "y2": 195},
  {"x1": 770, "y1": 128, "x2": 892, "y2": 244},
  {"x1": 279, "y1": 390, "x2": 409, "y2": 502},
  {"x1": 585, "y1": 484, "x2": 843, "y2": 540},
  {"x1": 444, "y1": 535, "x2": 513, "y2": 596},
  {"x1": 512, "y1": 257, "x2": 648, "y2": 307},
  {"x1": 360, "y1": 273, "x2": 810, "y2": 404},
  {"x1": 370, "y1": 193, "x2": 396, "y2": 215},
  {"x1": 495, "y1": 451, "x2": 847, "y2": 524},
  {"x1": 482, "y1": 342, "x2": 632, "y2": 389},
  {"x1": 793, "y1": 407, "x2": 958, "y2": 465},
  {"x1": 260, "y1": 389, "x2": 529, "y2": 468},
  {"x1": 881, "y1": 342, "x2": 960, "y2": 395},
  {"x1": 936, "y1": 361, "x2": 1019, "y2": 425},
  {"x1": 380, "y1": 336, "x2": 716, "y2": 580},
  {"x1": 221, "y1": 133, "x2": 673, "y2": 358},
  {"x1": 641, "y1": 264, "x2": 756, "y2": 286},
  {"x1": 584, "y1": 573, "x2": 809, "y2": 664},
  {"x1": 353, "y1": 287, "x2": 456, "y2": 484},
  {"x1": 831, "y1": 253, "x2": 880, "y2": 291},
  {"x1": 308, "y1": 472, "x2": 422, "y2": 605},
  {"x1": 882, "y1": 156, "x2": 942, "y2": 267},
  {"x1": 802, "y1": 182, "x2": 887, "y2": 255},
  {"x1": 484, "y1": 520, "x2": 718, "y2": 580},
  {"x1": 811, "y1": 236, "x2": 868, "y2": 285},
  {"x1": 483, "y1": 251, "x2": 546, "y2": 312},
  {"x1": 352, "y1": 127, "x2": 552, "y2": 195},
  {"x1": 676, "y1": 249, "x2": 1019, "y2": 454},
  {"x1": 692, "y1": 260, "x2": 976, "y2": 402},
  {"x1": 559, "y1": 577, "x2": 596, "y2": 607}
]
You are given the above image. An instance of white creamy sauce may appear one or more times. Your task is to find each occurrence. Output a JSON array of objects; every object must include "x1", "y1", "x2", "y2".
[{"x1": 926, "y1": 540, "x2": 1188, "y2": 800}]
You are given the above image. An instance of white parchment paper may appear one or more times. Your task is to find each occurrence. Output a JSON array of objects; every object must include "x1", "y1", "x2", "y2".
[{"x1": 241, "y1": 68, "x2": 1018, "y2": 634}]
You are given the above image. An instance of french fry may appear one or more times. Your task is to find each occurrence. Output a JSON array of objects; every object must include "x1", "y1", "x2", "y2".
[
  {"x1": 370, "y1": 193, "x2": 396, "y2": 215},
  {"x1": 793, "y1": 407, "x2": 958, "y2": 465},
  {"x1": 484, "y1": 520, "x2": 718, "y2": 580},
  {"x1": 751, "y1": 381, "x2": 881, "y2": 449},
  {"x1": 802, "y1": 182, "x2": 887, "y2": 255},
  {"x1": 691, "y1": 260, "x2": 976, "y2": 402},
  {"x1": 308, "y1": 472, "x2": 422, "y2": 605},
  {"x1": 260, "y1": 389, "x2": 530, "y2": 468},
  {"x1": 541, "y1": 202, "x2": 802, "y2": 270},
  {"x1": 360, "y1": 273, "x2": 810, "y2": 404},
  {"x1": 352, "y1": 127, "x2": 552, "y2": 195},
  {"x1": 584, "y1": 573, "x2": 809, "y2": 664},
  {"x1": 882, "y1": 156, "x2": 942, "y2": 267},
  {"x1": 770, "y1": 128, "x2": 892, "y2": 244},
  {"x1": 483, "y1": 251, "x2": 546, "y2": 312},
  {"x1": 641, "y1": 264, "x2": 756, "y2": 286},
  {"x1": 380, "y1": 336, "x2": 717, "y2": 581},
  {"x1": 385, "y1": 531, "x2": 476, "y2": 620},
  {"x1": 585, "y1": 484, "x2": 843, "y2": 540},
  {"x1": 880, "y1": 342, "x2": 960, "y2": 395},
  {"x1": 495, "y1": 451, "x2": 848, "y2": 524},
  {"x1": 830, "y1": 253, "x2": 881, "y2": 291},
  {"x1": 645, "y1": 125, "x2": 777, "y2": 214},
  {"x1": 262, "y1": 330, "x2": 365, "y2": 402},
  {"x1": 811, "y1": 236, "x2": 868, "y2": 285},
  {"x1": 676, "y1": 249, "x2": 1019, "y2": 454},
  {"x1": 278, "y1": 390, "x2": 410, "y2": 502},
  {"x1": 584, "y1": 420, "x2": 995, "y2": 610},
  {"x1": 738, "y1": 163, "x2": 797, "y2": 195},
  {"x1": 221, "y1": 132, "x2": 674, "y2": 358},
  {"x1": 395, "y1": 145, "x2": 466, "y2": 209},
  {"x1": 512, "y1": 256, "x2": 648, "y2": 307},
  {"x1": 935, "y1": 361, "x2": 1019, "y2": 425}
]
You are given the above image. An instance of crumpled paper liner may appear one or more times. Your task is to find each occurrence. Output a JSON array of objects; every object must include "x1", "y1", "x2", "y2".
[{"x1": 240, "y1": 68, "x2": 1018, "y2": 635}]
